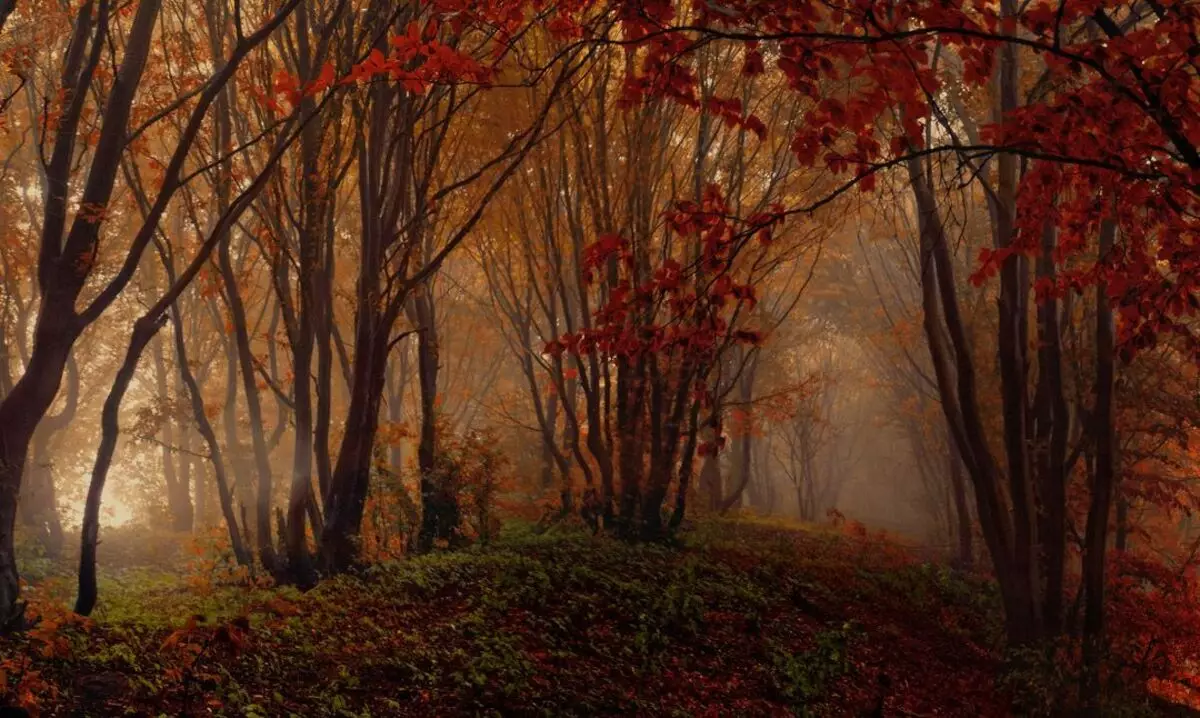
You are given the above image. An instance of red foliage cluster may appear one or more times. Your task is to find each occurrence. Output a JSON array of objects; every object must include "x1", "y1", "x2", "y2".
[
  {"x1": 1107, "y1": 551, "x2": 1200, "y2": 694},
  {"x1": 342, "y1": 20, "x2": 493, "y2": 93},
  {"x1": 547, "y1": 184, "x2": 770, "y2": 381},
  {"x1": 608, "y1": 0, "x2": 1198, "y2": 362}
]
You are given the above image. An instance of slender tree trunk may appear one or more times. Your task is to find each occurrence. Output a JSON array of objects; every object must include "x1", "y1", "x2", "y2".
[
  {"x1": 668, "y1": 401, "x2": 701, "y2": 532},
  {"x1": 153, "y1": 334, "x2": 192, "y2": 531},
  {"x1": 76, "y1": 318, "x2": 161, "y2": 615},
  {"x1": 719, "y1": 356, "x2": 758, "y2": 513},
  {"x1": 616, "y1": 356, "x2": 647, "y2": 536},
  {"x1": 193, "y1": 457, "x2": 208, "y2": 528},
  {"x1": 541, "y1": 389, "x2": 558, "y2": 491},
  {"x1": 178, "y1": 422, "x2": 195, "y2": 531},
  {"x1": 907, "y1": 149, "x2": 1036, "y2": 648},
  {"x1": 314, "y1": 217, "x2": 337, "y2": 500},
  {"x1": 949, "y1": 441, "x2": 973, "y2": 569},
  {"x1": 385, "y1": 346, "x2": 408, "y2": 471},
  {"x1": 1081, "y1": 220, "x2": 1118, "y2": 714},
  {"x1": 1034, "y1": 218, "x2": 1069, "y2": 634},
  {"x1": 320, "y1": 85, "x2": 396, "y2": 570},
  {"x1": 171, "y1": 305, "x2": 247, "y2": 563},
  {"x1": 220, "y1": 331, "x2": 253, "y2": 511},
  {"x1": 218, "y1": 237, "x2": 278, "y2": 572},
  {"x1": 990, "y1": 2, "x2": 1042, "y2": 644},
  {"x1": 283, "y1": 0, "x2": 323, "y2": 587},
  {"x1": 413, "y1": 287, "x2": 457, "y2": 552},
  {"x1": 284, "y1": 260, "x2": 316, "y2": 584}
]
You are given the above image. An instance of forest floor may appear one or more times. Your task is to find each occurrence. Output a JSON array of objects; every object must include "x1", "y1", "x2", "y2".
[{"x1": 0, "y1": 517, "x2": 1178, "y2": 716}]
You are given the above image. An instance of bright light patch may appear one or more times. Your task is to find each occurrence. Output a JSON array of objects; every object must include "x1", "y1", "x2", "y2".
[
  {"x1": 101, "y1": 496, "x2": 135, "y2": 527},
  {"x1": 66, "y1": 490, "x2": 136, "y2": 529}
]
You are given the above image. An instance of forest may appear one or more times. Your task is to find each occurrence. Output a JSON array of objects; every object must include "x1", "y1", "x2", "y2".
[{"x1": 0, "y1": 0, "x2": 1197, "y2": 714}]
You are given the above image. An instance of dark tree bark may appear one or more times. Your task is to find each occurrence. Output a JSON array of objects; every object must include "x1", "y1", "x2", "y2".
[
  {"x1": 76, "y1": 318, "x2": 161, "y2": 615},
  {"x1": 281, "y1": 0, "x2": 325, "y2": 589},
  {"x1": 319, "y1": 21, "x2": 586, "y2": 568},
  {"x1": 907, "y1": 149, "x2": 1034, "y2": 646},
  {"x1": 412, "y1": 285, "x2": 458, "y2": 552},
  {"x1": 1081, "y1": 220, "x2": 1118, "y2": 714},
  {"x1": 75, "y1": 60, "x2": 307, "y2": 613},
  {"x1": 0, "y1": 0, "x2": 159, "y2": 628},
  {"x1": 218, "y1": 236, "x2": 279, "y2": 572},
  {"x1": 668, "y1": 400, "x2": 703, "y2": 532},
  {"x1": 1033, "y1": 219, "x2": 1069, "y2": 633},
  {"x1": 314, "y1": 211, "x2": 338, "y2": 500},
  {"x1": 320, "y1": 311, "x2": 392, "y2": 571}
]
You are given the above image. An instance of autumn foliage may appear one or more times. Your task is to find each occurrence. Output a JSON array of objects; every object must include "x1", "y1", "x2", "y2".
[{"x1": 2, "y1": 0, "x2": 1200, "y2": 713}]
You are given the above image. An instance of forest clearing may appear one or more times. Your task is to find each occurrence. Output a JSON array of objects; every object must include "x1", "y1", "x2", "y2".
[{"x1": 2, "y1": 0, "x2": 1200, "y2": 714}]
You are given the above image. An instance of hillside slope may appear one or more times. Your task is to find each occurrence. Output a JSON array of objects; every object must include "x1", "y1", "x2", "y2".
[{"x1": 4, "y1": 519, "x2": 1183, "y2": 716}]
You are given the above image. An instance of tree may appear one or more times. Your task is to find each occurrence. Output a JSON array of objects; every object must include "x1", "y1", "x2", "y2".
[
  {"x1": 318, "y1": 4, "x2": 593, "y2": 570},
  {"x1": 0, "y1": 0, "x2": 303, "y2": 628},
  {"x1": 600, "y1": 1, "x2": 1198, "y2": 702}
]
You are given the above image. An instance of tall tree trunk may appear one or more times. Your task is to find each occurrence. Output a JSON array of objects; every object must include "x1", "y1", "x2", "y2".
[
  {"x1": 193, "y1": 457, "x2": 208, "y2": 528},
  {"x1": 990, "y1": 0, "x2": 1041, "y2": 644},
  {"x1": 0, "y1": 306, "x2": 80, "y2": 628},
  {"x1": 0, "y1": 0, "x2": 164, "y2": 629},
  {"x1": 283, "y1": 223, "x2": 317, "y2": 586},
  {"x1": 218, "y1": 237, "x2": 278, "y2": 572},
  {"x1": 76, "y1": 319, "x2": 161, "y2": 615},
  {"x1": 385, "y1": 345, "x2": 408, "y2": 471},
  {"x1": 1081, "y1": 220, "x2": 1118, "y2": 714},
  {"x1": 668, "y1": 401, "x2": 702, "y2": 532},
  {"x1": 1034, "y1": 218, "x2": 1069, "y2": 633},
  {"x1": 283, "y1": 0, "x2": 323, "y2": 587},
  {"x1": 541, "y1": 389, "x2": 559, "y2": 491},
  {"x1": 320, "y1": 315, "x2": 391, "y2": 572},
  {"x1": 413, "y1": 286, "x2": 456, "y2": 552},
  {"x1": 320, "y1": 79, "x2": 398, "y2": 571},
  {"x1": 153, "y1": 333, "x2": 192, "y2": 531},
  {"x1": 1115, "y1": 494, "x2": 1128, "y2": 552},
  {"x1": 615, "y1": 356, "x2": 647, "y2": 536},
  {"x1": 170, "y1": 305, "x2": 249, "y2": 565},
  {"x1": 314, "y1": 213, "x2": 337, "y2": 500},
  {"x1": 718, "y1": 355, "x2": 758, "y2": 513},
  {"x1": 906, "y1": 149, "x2": 1035, "y2": 647},
  {"x1": 220, "y1": 330, "x2": 253, "y2": 513}
]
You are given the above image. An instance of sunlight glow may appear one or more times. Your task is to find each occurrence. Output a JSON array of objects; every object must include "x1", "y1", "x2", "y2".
[
  {"x1": 101, "y1": 496, "x2": 136, "y2": 528},
  {"x1": 68, "y1": 485, "x2": 136, "y2": 529}
]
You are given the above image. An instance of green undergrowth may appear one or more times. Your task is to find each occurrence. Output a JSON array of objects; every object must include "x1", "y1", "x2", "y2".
[{"x1": 3, "y1": 518, "x2": 1011, "y2": 716}]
